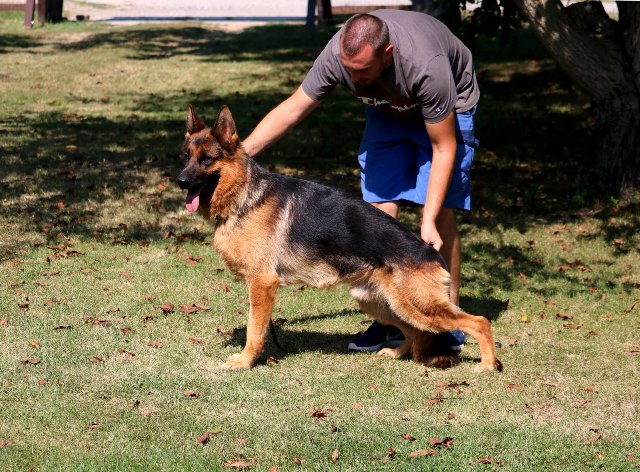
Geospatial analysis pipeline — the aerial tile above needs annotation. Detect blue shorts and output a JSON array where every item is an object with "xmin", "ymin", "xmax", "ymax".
[{"xmin": 358, "ymin": 106, "xmax": 479, "ymax": 210}]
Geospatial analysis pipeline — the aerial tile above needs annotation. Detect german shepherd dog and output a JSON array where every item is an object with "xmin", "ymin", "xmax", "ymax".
[{"xmin": 177, "ymin": 105, "xmax": 502, "ymax": 373}]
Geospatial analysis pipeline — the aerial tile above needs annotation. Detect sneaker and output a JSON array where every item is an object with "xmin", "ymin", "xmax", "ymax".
[
  {"xmin": 347, "ymin": 322, "xmax": 404, "ymax": 352},
  {"xmin": 440, "ymin": 330, "xmax": 466, "ymax": 351}
]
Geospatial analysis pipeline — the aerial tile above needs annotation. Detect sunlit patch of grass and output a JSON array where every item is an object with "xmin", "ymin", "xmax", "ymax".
[{"xmin": 1, "ymin": 15, "xmax": 638, "ymax": 471}]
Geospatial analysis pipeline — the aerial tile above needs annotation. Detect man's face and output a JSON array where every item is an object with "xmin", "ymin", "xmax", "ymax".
[{"xmin": 339, "ymin": 42, "xmax": 393, "ymax": 86}]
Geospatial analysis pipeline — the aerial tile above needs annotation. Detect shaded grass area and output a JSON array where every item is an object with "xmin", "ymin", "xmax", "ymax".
[{"xmin": 1, "ymin": 13, "xmax": 639, "ymax": 471}]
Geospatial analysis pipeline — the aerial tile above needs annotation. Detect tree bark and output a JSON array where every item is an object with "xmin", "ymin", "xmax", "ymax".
[{"xmin": 513, "ymin": 0, "xmax": 640, "ymax": 193}]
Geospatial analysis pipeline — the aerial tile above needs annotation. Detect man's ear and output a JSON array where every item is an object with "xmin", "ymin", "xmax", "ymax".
[
  {"xmin": 186, "ymin": 104, "xmax": 206, "ymax": 135},
  {"xmin": 213, "ymin": 105, "xmax": 239, "ymax": 152}
]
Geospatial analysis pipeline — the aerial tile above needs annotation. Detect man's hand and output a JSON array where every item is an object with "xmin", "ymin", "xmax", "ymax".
[{"xmin": 421, "ymin": 219, "xmax": 443, "ymax": 251}]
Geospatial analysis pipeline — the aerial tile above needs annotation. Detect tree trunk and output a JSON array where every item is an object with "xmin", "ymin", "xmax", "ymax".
[{"xmin": 513, "ymin": 0, "xmax": 640, "ymax": 193}]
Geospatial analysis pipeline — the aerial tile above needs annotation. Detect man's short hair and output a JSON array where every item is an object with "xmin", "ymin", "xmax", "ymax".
[{"xmin": 340, "ymin": 14, "xmax": 390, "ymax": 58}]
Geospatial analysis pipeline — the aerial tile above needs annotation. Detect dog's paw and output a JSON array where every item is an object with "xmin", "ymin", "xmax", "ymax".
[
  {"xmin": 377, "ymin": 346, "xmax": 409, "ymax": 359},
  {"xmin": 220, "ymin": 353, "xmax": 253, "ymax": 371},
  {"xmin": 473, "ymin": 359, "xmax": 503, "ymax": 373}
]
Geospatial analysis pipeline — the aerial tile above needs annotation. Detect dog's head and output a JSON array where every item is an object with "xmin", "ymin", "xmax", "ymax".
[{"xmin": 177, "ymin": 105, "xmax": 240, "ymax": 213}]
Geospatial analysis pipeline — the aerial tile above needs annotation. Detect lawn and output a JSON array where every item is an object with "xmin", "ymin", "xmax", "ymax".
[{"xmin": 0, "ymin": 12, "xmax": 639, "ymax": 471}]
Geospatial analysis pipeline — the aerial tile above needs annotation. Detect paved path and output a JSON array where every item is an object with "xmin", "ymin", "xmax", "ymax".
[{"xmin": 63, "ymin": 0, "xmax": 410, "ymax": 25}]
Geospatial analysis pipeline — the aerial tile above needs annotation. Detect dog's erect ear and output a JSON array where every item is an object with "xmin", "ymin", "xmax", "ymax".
[
  {"xmin": 213, "ymin": 105, "xmax": 239, "ymax": 152},
  {"xmin": 186, "ymin": 104, "xmax": 206, "ymax": 135}
]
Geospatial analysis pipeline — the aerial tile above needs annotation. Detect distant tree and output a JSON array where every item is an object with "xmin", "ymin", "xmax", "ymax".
[{"xmin": 511, "ymin": 0, "xmax": 639, "ymax": 194}]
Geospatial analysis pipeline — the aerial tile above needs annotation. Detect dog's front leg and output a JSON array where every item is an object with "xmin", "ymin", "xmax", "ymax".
[{"xmin": 222, "ymin": 274, "xmax": 279, "ymax": 370}]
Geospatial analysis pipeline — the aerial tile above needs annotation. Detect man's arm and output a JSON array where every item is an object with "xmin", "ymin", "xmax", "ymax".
[
  {"xmin": 242, "ymin": 86, "xmax": 321, "ymax": 158},
  {"xmin": 421, "ymin": 112, "xmax": 458, "ymax": 251}
]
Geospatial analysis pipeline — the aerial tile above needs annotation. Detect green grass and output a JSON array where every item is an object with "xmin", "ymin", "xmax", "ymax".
[{"xmin": 1, "ymin": 12, "xmax": 639, "ymax": 471}]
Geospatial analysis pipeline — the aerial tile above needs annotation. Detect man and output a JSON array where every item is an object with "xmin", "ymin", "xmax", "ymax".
[{"xmin": 242, "ymin": 10, "xmax": 478, "ymax": 358}]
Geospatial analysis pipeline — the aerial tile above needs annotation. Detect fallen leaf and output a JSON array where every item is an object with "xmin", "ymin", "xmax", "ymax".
[
  {"xmin": 311, "ymin": 407, "xmax": 331, "ymax": 420},
  {"xmin": 53, "ymin": 324, "xmax": 72, "ymax": 330},
  {"xmin": 21, "ymin": 359, "xmax": 40, "ymax": 365},
  {"xmin": 425, "ymin": 395, "xmax": 444, "ymax": 408},
  {"xmin": 183, "ymin": 390, "xmax": 200, "ymax": 398},
  {"xmin": 380, "ymin": 448, "xmax": 396, "ymax": 462},
  {"xmin": 0, "ymin": 441, "xmax": 13, "ymax": 447},
  {"xmin": 401, "ymin": 433, "xmax": 417, "ymax": 441},
  {"xmin": 588, "ymin": 433, "xmax": 602, "ymax": 443},
  {"xmin": 447, "ymin": 412, "xmax": 456, "ymax": 420},
  {"xmin": 116, "ymin": 348, "xmax": 135, "ymax": 358},
  {"xmin": 0, "ymin": 320, "xmax": 8, "ymax": 326},
  {"xmin": 181, "ymin": 304, "xmax": 208, "ymax": 315},
  {"xmin": 196, "ymin": 431, "xmax": 218, "ymax": 445},
  {"xmin": 625, "ymin": 302, "xmax": 637, "ymax": 313},
  {"xmin": 563, "ymin": 323, "xmax": 584, "ymax": 329},
  {"xmin": 266, "ymin": 356, "xmax": 279, "ymax": 366},
  {"xmin": 584, "ymin": 386, "xmax": 599, "ymax": 394},
  {"xmin": 189, "ymin": 336, "xmax": 205, "ymax": 345},
  {"xmin": 220, "ymin": 282, "xmax": 231, "ymax": 292},
  {"xmin": 86, "ymin": 422, "xmax": 100, "ymax": 429},
  {"xmin": 331, "ymin": 449, "xmax": 339, "ymax": 461},
  {"xmin": 148, "ymin": 341, "xmax": 163, "ymax": 348},
  {"xmin": 595, "ymin": 452, "xmax": 605, "ymax": 460},
  {"xmin": 141, "ymin": 408, "xmax": 158, "ymax": 417},
  {"xmin": 409, "ymin": 449, "xmax": 437, "ymax": 458},
  {"xmin": 428, "ymin": 437, "xmax": 454, "ymax": 449},
  {"xmin": 473, "ymin": 457, "xmax": 504, "ymax": 465},
  {"xmin": 505, "ymin": 383, "xmax": 523, "ymax": 390},
  {"xmin": 121, "ymin": 327, "xmax": 133, "ymax": 334},
  {"xmin": 223, "ymin": 457, "xmax": 256, "ymax": 469},
  {"xmin": 556, "ymin": 313, "xmax": 573, "ymax": 320},
  {"xmin": 161, "ymin": 303, "xmax": 175, "ymax": 313},
  {"xmin": 90, "ymin": 356, "xmax": 103, "ymax": 364}
]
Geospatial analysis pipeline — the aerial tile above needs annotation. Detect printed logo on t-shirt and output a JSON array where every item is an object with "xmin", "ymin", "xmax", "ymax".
[{"xmin": 358, "ymin": 96, "xmax": 420, "ymax": 113}]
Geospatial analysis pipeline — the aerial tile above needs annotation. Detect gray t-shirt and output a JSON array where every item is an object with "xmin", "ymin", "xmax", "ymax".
[{"xmin": 301, "ymin": 9, "xmax": 479, "ymax": 123}]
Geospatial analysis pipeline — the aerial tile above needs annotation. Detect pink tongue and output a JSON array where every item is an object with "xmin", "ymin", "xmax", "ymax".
[{"xmin": 185, "ymin": 191, "xmax": 200, "ymax": 212}]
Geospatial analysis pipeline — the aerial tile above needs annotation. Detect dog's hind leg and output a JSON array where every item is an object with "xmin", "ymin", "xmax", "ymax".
[
  {"xmin": 372, "ymin": 271, "xmax": 502, "ymax": 372},
  {"xmin": 222, "ymin": 274, "xmax": 279, "ymax": 370}
]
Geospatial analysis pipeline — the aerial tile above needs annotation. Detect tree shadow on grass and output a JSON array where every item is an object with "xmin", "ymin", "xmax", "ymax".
[{"xmin": 2, "ymin": 22, "xmax": 636, "ymax": 295}]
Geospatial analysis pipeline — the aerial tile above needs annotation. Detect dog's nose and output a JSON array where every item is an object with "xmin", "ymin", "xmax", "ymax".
[{"xmin": 177, "ymin": 173, "xmax": 191, "ymax": 190}]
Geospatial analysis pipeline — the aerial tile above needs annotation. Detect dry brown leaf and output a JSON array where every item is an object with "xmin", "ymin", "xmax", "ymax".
[
  {"xmin": 473, "ymin": 457, "xmax": 504, "ymax": 465},
  {"xmin": 380, "ymin": 448, "xmax": 396, "ymax": 462},
  {"xmin": 223, "ymin": 457, "xmax": 256, "ymax": 469},
  {"xmin": 148, "ymin": 341, "xmax": 163, "ymax": 348},
  {"xmin": 117, "ymin": 348, "xmax": 135, "ymax": 359},
  {"xmin": 408, "ymin": 449, "xmax": 437, "ymax": 458},
  {"xmin": 90, "ymin": 356, "xmax": 103, "ymax": 364},
  {"xmin": 331, "ymin": 449, "xmax": 340, "ymax": 461},
  {"xmin": 196, "ymin": 431, "xmax": 212, "ymax": 445},
  {"xmin": 428, "ymin": 437, "xmax": 454, "ymax": 449},
  {"xmin": 588, "ymin": 433, "xmax": 602, "ymax": 443},
  {"xmin": 141, "ymin": 408, "xmax": 158, "ymax": 417},
  {"xmin": 266, "ymin": 356, "xmax": 279, "ymax": 366},
  {"xmin": 563, "ymin": 323, "xmax": 584, "ymax": 329},
  {"xmin": 184, "ymin": 390, "xmax": 200, "ymax": 398},
  {"xmin": 401, "ymin": 433, "xmax": 416, "ymax": 441},
  {"xmin": 161, "ymin": 303, "xmax": 175, "ymax": 313},
  {"xmin": 311, "ymin": 407, "xmax": 331, "ymax": 420},
  {"xmin": 21, "ymin": 359, "xmax": 40, "ymax": 365}
]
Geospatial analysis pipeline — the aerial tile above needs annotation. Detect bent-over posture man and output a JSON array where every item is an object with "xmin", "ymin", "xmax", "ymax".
[{"xmin": 242, "ymin": 9, "xmax": 479, "ymax": 359}]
